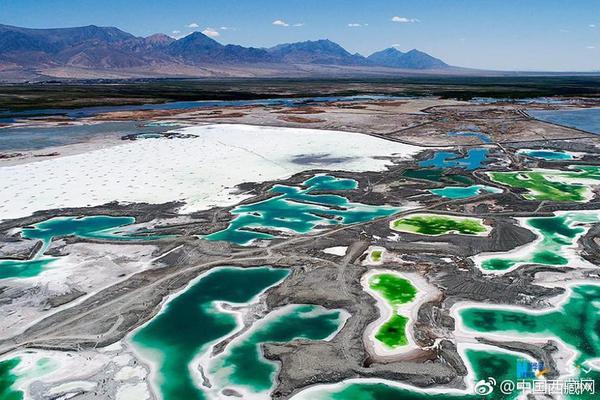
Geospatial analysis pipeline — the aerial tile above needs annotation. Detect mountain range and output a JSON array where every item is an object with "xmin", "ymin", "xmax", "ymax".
[{"xmin": 0, "ymin": 24, "xmax": 461, "ymax": 80}]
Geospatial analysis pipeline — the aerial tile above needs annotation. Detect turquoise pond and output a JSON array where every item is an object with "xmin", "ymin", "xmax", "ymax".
[
  {"xmin": 447, "ymin": 131, "xmax": 492, "ymax": 144},
  {"xmin": 429, "ymin": 184, "xmax": 502, "ymax": 199},
  {"xmin": 418, "ymin": 149, "xmax": 489, "ymax": 170},
  {"xmin": 205, "ymin": 175, "xmax": 399, "ymax": 245},
  {"xmin": 0, "ymin": 215, "xmax": 160, "ymax": 280},
  {"xmin": 517, "ymin": 149, "xmax": 574, "ymax": 160},
  {"xmin": 131, "ymin": 266, "xmax": 345, "ymax": 400}
]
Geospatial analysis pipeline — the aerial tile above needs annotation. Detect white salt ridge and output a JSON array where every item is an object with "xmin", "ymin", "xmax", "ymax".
[
  {"xmin": 322, "ymin": 246, "xmax": 348, "ymax": 256},
  {"xmin": 0, "ymin": 124, "xmax": 423, "ymax": 221}
]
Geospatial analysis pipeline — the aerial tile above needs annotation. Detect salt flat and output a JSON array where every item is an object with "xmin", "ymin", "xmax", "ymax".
[{"xmin": 0, "ymin": 124, "xmax": 423, "ymax": 221}]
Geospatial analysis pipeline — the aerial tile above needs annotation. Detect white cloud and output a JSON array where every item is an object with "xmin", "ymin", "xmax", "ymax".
[
  {"xmin": 348, "ymin": 23, "xmax": 362, "ymax": 27},
  {"xmin": 586, "ymin": 45, "xmax": 596, "ymax": 49},
  {"xmin": 220, "ymin": 26, "xmax": 236, "ymax": 31},
  {"xmin": 392, "ymin": 44, "xmax": 402, "ymax": 48},
  {"xmin": 202, "ymin": 27, "xmax": 220, "ymax": 37},
  {"xmin": 560, "ymin": 28, "xmax": 570, "ymax": 33},
  {"xmin": 590, "ymin": 24, "xmax": 597, "ymax": 28},
  {"xmin": 391, "ymin": 16, "xmax": 419, "ymax": 23},
  {"xmin": 273, "ymin": 20, "xmax": 303, "ymax": 27},
  {"xmin": 186, "ymin": 22, "xmax": 199, "ymax": 28}
]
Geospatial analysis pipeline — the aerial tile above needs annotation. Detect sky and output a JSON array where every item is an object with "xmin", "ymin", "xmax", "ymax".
[{"xmin": 1, "ymin": 0, "xmax": 599, "ymax": 71}]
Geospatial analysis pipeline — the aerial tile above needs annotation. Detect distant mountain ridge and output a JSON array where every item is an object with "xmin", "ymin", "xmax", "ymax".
[
  {"xmin": 0, "ymin": 23, "xmax": 460, "ymax": 80},
  {"xmin": 367, "ymin": 47, "xmax": 448, "ymax": 69}
]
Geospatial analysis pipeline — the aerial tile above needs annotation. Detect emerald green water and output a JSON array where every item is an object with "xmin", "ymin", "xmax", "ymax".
[
  {"xmin": 131, "ymin": 266, "xmax": 289, "ymax": 400},
  {"xmin": 460, "ymin": 284, "xmax": 600, "ymax": 368},
  {"xmin": 0, "ymin": 258, "xmax": 56, "ymax": 280},
  {"xmin": 430, "ymin": 185, "xmax": 502, "ymax": 199},
  {"xmin": 292, "ymin": 347, "xmax": 525, "ymax": 400},
  {"xmin": 0, "ymin": 358, "xmax": 22, "ymax": 400},
  {"xmin": 208, "ymin": 304, "xmax": 345, "ymax": 395},
  {"xmin": 391, "ymin": 214, "xmax": 487, "ymax": 236},
  {"xmin": 369, "ymin": 273, "xmax": 417, "ymax": 306},
  {"xmin": 0, "ymin": 215, "xmax": 160, "ymax": 280},
  {"xmin": 206, "ymin": 175, "xmax": 399, "ymax": 245},
  {"xmin": 489, "ymin": 165, "xmax": 600, "ymax": 202},
  {"xmin": 368, "ymin": 273, "xmax": 417, "ymax": 348},
  {"xmin": 480, "ymin": 212, "xmax": 600, "ymax": 271},
  {"xmin": 402, "ymin": 169, "xmax": 473, "ymax": 185}
]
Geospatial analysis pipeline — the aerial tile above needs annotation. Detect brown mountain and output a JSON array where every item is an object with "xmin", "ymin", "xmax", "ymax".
[{"xmin": 0, "ymin": 24, "xmax": 461, "ymax": 80}]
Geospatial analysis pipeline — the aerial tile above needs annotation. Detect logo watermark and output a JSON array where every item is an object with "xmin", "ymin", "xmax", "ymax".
[{"xmin": 472, "ymin": 359, "xmax": 596, "ymax": 397}]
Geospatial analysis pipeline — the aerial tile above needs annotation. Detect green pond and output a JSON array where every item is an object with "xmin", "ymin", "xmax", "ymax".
[
  {"xmin": 206, "ymin": 175, "xmax": 399, "ymax": 245},
  {"xmin": 479, "ymin": 212, "xmax": 600, "ymax": 271},
  {"xmin": 292, "ymin": 347, "xmax": 527, "ymax": 400},
  {"xmin": 391, "ymin": 214, "xmax": 487, "ymax": 236},
  {"xmin": 370, "ymin": 249, "xmax": 383, "ymax": 262},
  {"xmin": 460, "ymin": 284, "xmax": 600, "ymax": 369},
  {"xmin": 0, "ymin": 215, "xmax": 157, "ymax": 280},
  {"xmin": 489, "ymin": 166, "xmax": 600, "ymax": 202},
  {"xmin": 207, "ymin": 304, "xmax": 345, "ymax": 396},
  {"xmin": 429, "ymin": 184, "xmax": 502, "ymax": 199},
  {"xmin": 0, "ymin": 258, "xmax": 57, "ymax": 280},
  {"xmin": 368, "ymin": 273, "xmax": 417, "ymax": 349},
  {"xmin": 402, "ymin": 169, "xmax": 473, "ymax": 185},
  {"xmin": 0, "ymin": 358, "xmax": 22, "ymax": 400},
  {"xmin": 131, "ymin": 266, "xmax": 290, "ymax": 400},
  {"xmin": 0, "ymin": 356, "xmax": 55, "ymax": 400}
]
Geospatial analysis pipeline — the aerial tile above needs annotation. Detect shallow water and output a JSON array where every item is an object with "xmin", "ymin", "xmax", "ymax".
[
  {"xmin": 479, "ymin": 212, "xmax": 600, "ymax": 271},
  {"xmin": 206, "ymin": 175, "xmax": 399, "ymax": 245},
  {"xmin": 131, "ymin": 266, "xmax": 289, "ymax": 400},
  {"xmin": 21, "ymin": 215, "xmax": 141, "ymax": 251},
  {"xmin": 0, "ymin": 258, "xmax": 57, "ymax": 280},
  {"xmin": 0, "ymin": 121, "xmax": 175, "ymax": 152},
  {"xmin": 517, "ymin": 149, "xmax": 574, "ymax": 161},
  {"xmin": 391, "ymin": 214, "xmax": 487, "ymax": 236},
  {"xmin": 208, "ymin": 304, "xmax": 345, "ymax": 396},
  {"xmin": 0, "ymin": 215, "xmax": 156, "ymax": 280},
  {"xmin": 429, "ymin": 184, "xmax": 502, "ymax": 199},
  {"xmin": 419, "ymin": 149, "xmax": 489, "ymax": 170},
  {"xmin": 528, "ymin": 108, "xmax": 600, "ymax": 135},
  {"xmin": 460, "ymin": 284, "xmax": 600, "ymax": 368}
]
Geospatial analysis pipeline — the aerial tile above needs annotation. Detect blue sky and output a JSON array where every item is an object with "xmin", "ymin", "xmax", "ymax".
[{"xmin": 1, "ymin": 0, "xmax": 599, "ymax": 71}]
